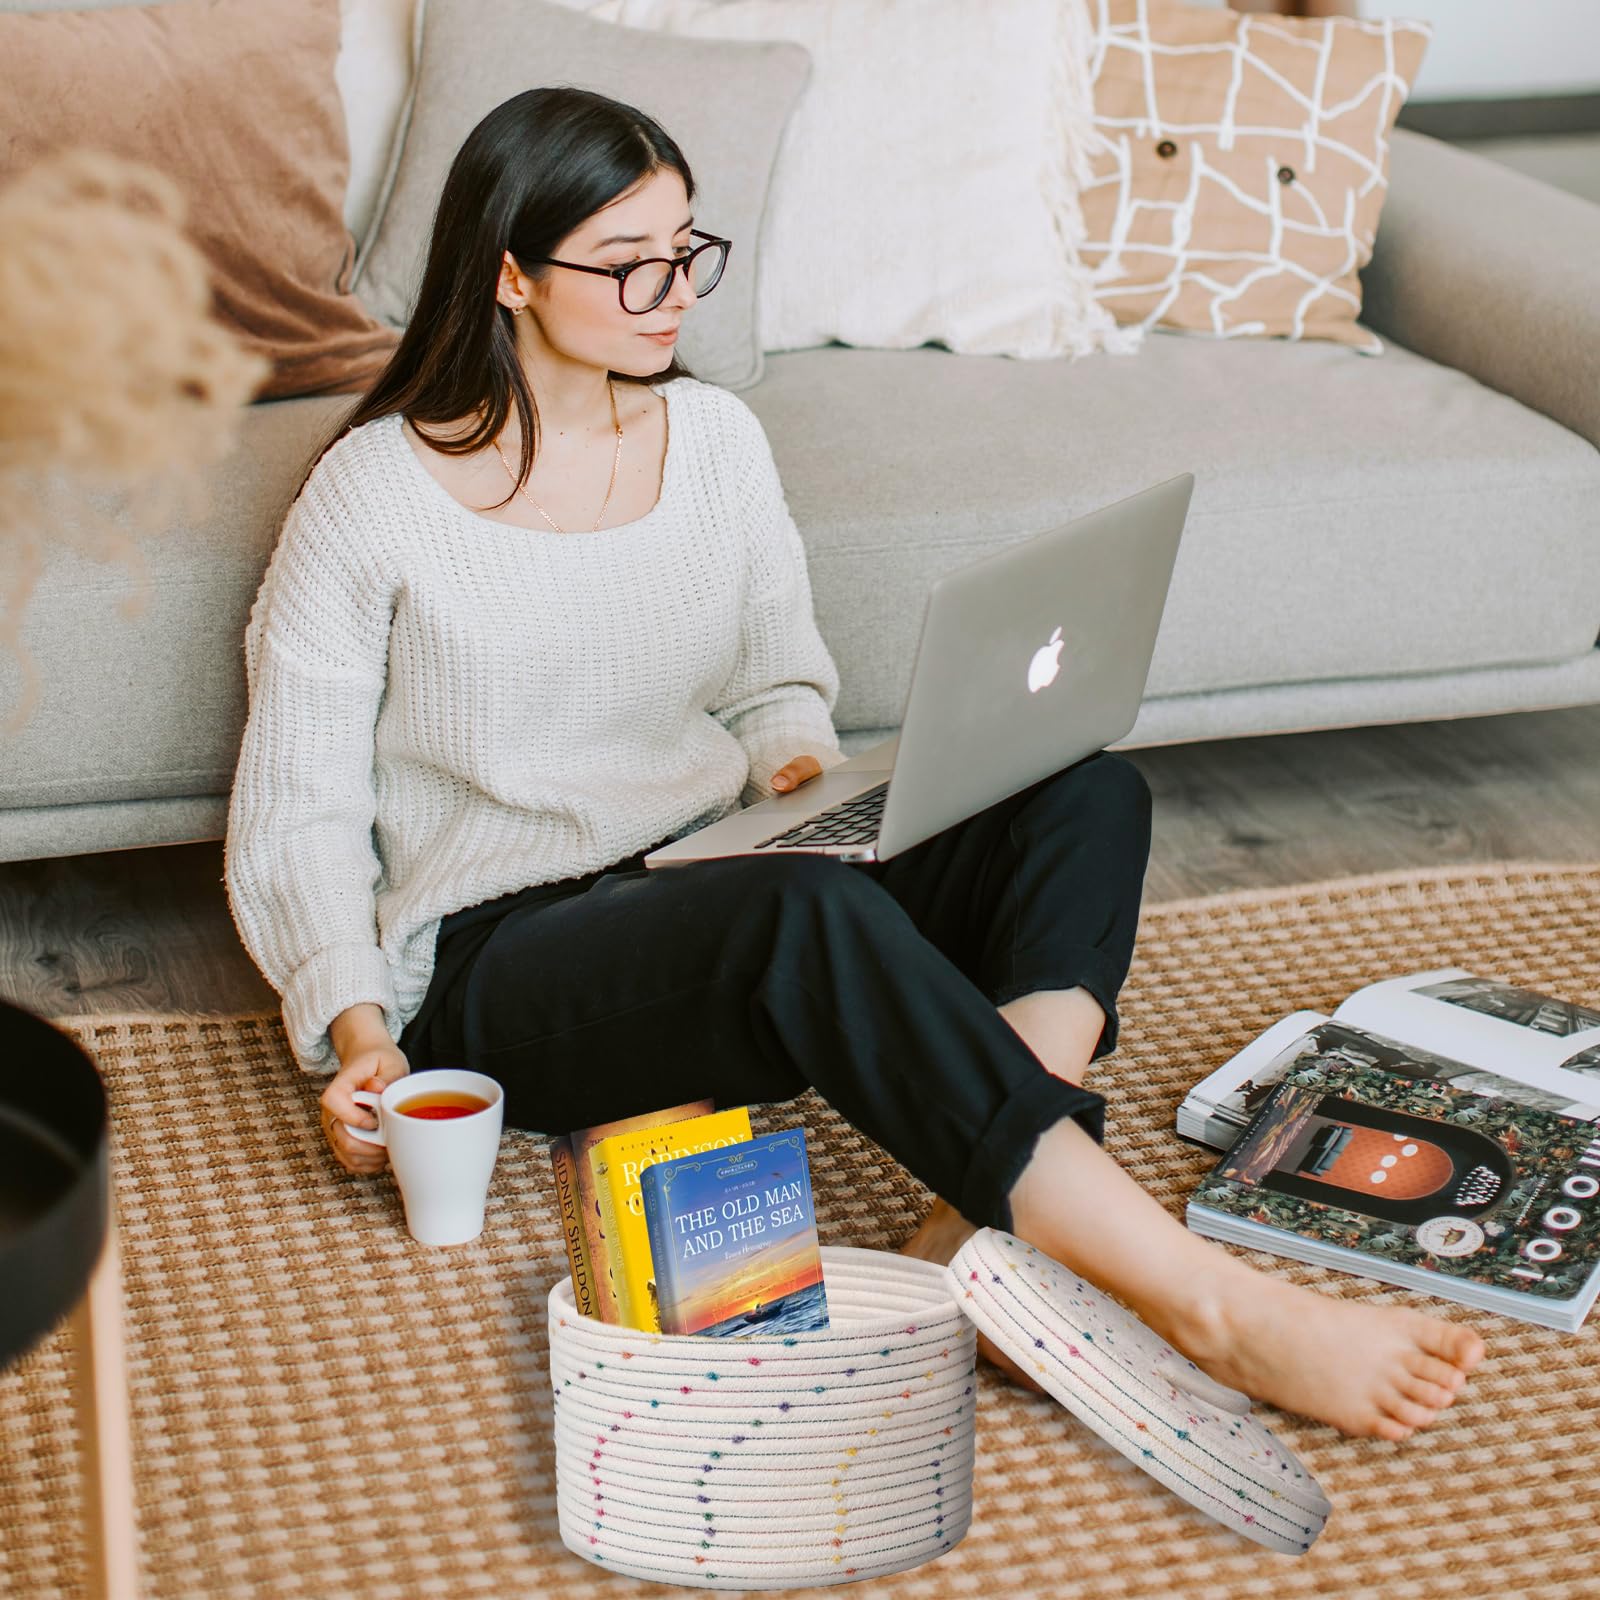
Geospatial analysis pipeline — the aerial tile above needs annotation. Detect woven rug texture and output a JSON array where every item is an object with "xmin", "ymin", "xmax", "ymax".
[{"xmin": 4, "ymin": 862, "xmax": 1599, "ymax": 1598}]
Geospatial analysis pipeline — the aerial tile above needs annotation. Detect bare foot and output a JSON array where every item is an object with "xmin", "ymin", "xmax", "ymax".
[
  {"xmin": 1159, "ymin": 1260, "xmax": 1486, "ymax": 1440},
  {"xmin": 898, "ymin": 1199, "xmax": 1047, "ymax": 1396}
]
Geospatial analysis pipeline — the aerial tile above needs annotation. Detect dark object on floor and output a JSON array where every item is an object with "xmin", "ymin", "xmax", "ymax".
[{"xmin": 0, "ymin": 1001, "xmax": 108, "ymax": 1369}]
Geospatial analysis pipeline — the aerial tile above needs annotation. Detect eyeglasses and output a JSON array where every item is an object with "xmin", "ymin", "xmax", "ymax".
[{"xmin": 519, "ymin": 229, "xmax": 731, "ymax": 315}]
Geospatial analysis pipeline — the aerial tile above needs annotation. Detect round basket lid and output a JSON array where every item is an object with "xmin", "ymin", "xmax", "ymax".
[{"xmin": 946, "ymin": 1228, "xmax": 1330, "ymax": 1553}]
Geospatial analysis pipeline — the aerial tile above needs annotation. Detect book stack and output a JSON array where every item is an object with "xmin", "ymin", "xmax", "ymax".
[
  {"xmin": 1180, "ymin": 966, "xmax": 1600, "ymax": 1330},
  {"xmin": 549, "ymin": 1102, "xmax": 829, "ymax": 1336}
]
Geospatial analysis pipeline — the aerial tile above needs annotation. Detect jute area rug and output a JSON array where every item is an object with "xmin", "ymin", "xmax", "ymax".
[{"xmin": 5, "ymin": 862, "xmax": 1599, "ymax": 1600}]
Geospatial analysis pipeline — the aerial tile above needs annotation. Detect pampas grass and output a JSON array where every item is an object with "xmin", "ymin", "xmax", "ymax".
[{"xmin": 0, "ymin": 149, "xmax": 267, "ymax": 733}]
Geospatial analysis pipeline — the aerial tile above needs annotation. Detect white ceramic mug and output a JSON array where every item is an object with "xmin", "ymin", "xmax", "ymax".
[{"xmin": 344, "ymin": 1070, "xmax": 505, "ymax": 1246}]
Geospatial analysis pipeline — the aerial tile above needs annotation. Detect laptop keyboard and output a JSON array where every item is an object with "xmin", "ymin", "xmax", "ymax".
[{"xmin": 754, "ymin": 782, "xmax": 889, "ymax": 851}]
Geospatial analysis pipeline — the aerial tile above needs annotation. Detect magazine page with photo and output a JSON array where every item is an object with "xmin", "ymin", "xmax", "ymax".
[
  {"xmin": 1179, "ymin": 968, "xmax": 1600, "ymax": 1150},
  {"xmin": 1334, "ymin": 968, "xmax": 1600, "ymax": 1079}
]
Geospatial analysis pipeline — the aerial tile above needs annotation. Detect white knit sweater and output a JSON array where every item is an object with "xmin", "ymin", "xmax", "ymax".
[{"xmin": 225, "ymin": 377, "xmax": 844, "ymax": 1074}]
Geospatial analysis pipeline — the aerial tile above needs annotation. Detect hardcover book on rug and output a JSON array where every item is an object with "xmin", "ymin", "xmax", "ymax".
[
  {"xmin": 1187, "ymin": 1055, "xmax": 1600, "ymax": 1331},
  {"xmin": 640, "ymin": 1125, "xmax": 829, "ymax": 1337}
]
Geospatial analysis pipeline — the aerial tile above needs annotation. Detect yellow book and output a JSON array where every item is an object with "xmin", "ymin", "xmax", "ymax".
[{"xmin": 590, "ymin": 1107, "xmax": 753, "ymax": 1332}]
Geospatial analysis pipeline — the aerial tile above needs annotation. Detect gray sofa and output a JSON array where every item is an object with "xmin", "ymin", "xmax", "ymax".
[{"xmin": 3, "ymin": 130, "xmax": 1598, "ymax": 864}]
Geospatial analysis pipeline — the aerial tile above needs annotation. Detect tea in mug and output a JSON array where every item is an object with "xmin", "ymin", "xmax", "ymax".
[{"xmin": 397, "ymin": 1090, "xmax": 491, "ymax": 1121}]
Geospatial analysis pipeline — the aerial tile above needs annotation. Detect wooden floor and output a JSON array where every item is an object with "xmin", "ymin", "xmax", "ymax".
[{"xmin": 3, "ymin": 703, "xmax": 1599, "ymax": 1022}]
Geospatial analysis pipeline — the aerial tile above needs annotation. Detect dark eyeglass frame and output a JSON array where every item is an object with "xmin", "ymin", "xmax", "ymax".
[{"xmin": 519, "ymin": 229, "xmax": 732, "ymax": 315}]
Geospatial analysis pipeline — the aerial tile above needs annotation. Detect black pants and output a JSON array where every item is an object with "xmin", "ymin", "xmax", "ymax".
[{"xmin": 399, "ymin": 751, "xmax": 1152, "ymax": 1233}]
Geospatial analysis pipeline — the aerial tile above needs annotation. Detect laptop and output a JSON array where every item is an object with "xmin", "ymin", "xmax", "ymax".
[{"xmin": 644, "ymin": 473, "xmax": 1194, "ymax": 869}]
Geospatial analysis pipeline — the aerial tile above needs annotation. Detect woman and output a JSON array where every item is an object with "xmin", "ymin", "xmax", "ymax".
[{"xmin": 226, "ymin": 87, "xmax": 1483, "ymax": 1439}]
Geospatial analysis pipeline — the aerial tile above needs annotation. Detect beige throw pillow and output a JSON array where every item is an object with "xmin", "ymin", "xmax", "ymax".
[
  {"xmin": 0, "ymin": 0, "xmax": 399, "ymax": 400},
  {"xmin": 1079, "ymin": 0, "xmax": 1431, "ymax": 351}
]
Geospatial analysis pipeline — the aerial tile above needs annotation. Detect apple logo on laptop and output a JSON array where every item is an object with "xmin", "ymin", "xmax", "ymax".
[{"xmin": 1028, "ymin": 626, "xmax": 1065, "ymax": 693}]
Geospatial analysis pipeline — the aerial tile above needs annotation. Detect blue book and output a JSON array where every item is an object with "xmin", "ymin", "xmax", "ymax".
[{"xmin": 639, "ymin": 1126, "xmax": 829, "ymax": 1337}]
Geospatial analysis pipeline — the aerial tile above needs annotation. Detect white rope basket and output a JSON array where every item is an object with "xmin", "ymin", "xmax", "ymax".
[{"xmin": 549, "ymin": 1245, "xmax": 977, "ymax": 1588}]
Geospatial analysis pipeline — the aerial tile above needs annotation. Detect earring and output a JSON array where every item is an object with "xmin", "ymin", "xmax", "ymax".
[{"xmin": 512, "ymin": 305, "xmax": 525, "ymax": 317}]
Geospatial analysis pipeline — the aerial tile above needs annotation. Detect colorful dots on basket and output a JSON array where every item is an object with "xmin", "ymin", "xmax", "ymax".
[
  {"xmin": 705, "ymin": 1371, "xmax": 720, "ymax": 1381},
  {"xmin": 844, "ymin": 1367, "xmax": 856, "ymax": 1376},
  {"xmin": 748, "ymin": 1356, "xmax": 762, "ymax": 1365},
  {"xmin": 680, "ymin": 1385, "xmax": 692, "ymax": 1394}
]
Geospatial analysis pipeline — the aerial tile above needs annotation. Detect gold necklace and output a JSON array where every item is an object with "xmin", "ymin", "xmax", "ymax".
[{"xmin": 492, "ymin": 378, "xmax": 623, "ymax": 533}]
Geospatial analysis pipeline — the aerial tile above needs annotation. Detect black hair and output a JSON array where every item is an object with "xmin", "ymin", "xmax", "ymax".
[{"xmin": 308, "ymin": 86, "xmax": 696, "ymax": 502}]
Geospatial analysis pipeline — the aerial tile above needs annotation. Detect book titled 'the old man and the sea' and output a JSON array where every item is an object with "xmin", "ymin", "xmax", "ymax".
[{"xmin": 549, "ymin": 1102, "xmax": 828, "ymax": 1337}]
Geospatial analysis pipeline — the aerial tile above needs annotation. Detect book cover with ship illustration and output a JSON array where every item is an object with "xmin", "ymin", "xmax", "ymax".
[
  {"xmin": 640, "ymin": 1125, "xmax": 829, "ymax": 1337},
  {"xmin": 1188, "ymin": 1056, "xmax": 1600, "ymax": 1330},
  {"xmin": 549, "ymin": 1097, "xmax": 713, "ymax": 1322},
  {"xmin": 590, "ymin": 1106, "xmax": 753, "ymax": 1332}
]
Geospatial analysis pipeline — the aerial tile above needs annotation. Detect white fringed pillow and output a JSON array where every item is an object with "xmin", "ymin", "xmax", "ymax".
[{"xmin": 605, "ymin": 0, "xmax": 1132, "ymax": 361}]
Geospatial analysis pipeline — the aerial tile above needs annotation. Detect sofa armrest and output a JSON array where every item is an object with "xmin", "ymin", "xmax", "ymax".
[{"xmin": 1362, "ymin": 128, "xmax": 1600, "ymax": 453}]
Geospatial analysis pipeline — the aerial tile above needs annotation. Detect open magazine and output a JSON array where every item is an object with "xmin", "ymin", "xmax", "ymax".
[
  {"xmin": 1179, "ymin": 967, "xmax": 1600, "ymax": 1151},
  {"xmin": 1180, "ymin": 967, "xmax": 1600, "ymax": 1331}
]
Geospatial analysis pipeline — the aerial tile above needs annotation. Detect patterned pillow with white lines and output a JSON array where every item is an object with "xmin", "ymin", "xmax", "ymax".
[{"xmin": 1079, "ymin": 0, "xmax": 1430, "ymax": 352}]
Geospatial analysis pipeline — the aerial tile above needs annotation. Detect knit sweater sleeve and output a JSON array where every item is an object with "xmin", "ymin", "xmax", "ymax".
[
  {"xmin": 709, "ymin": 400, "xmax": 845, "ymax": 801},
  {"xmin": 224, "ymin": 447, "xmax": 400, "ymax": 1075}
]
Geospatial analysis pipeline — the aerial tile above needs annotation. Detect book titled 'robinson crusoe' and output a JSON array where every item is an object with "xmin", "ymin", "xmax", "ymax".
[
  {"xmin": 1188, "ymin": 1055, "xmax": 1600, "ymax": 1331},
  {"xmin": 639, "ymin": 1126, "xmax": 830, "ymax": 1337}
]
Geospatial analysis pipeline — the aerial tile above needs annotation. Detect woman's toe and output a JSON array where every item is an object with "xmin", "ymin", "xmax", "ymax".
[
  {"xmin": 1400, "ymin": 1373, "xmax": 1456, "ymax": 1411},
  {"xmin": 1381, "ymin": 1394, "xmax": 1441, "ymax": 1431},
  {"xmin": 1371, "ymin": 1415, "xmax": 1415, "ymax": 1443},
  {"xmin": 1407, "ymin": 1351, "xmax": 1466, "ymax": 1393},
  {"xmin": 1424, "ymin": 1320, "xmax": 1486, "ymax": 1373}
]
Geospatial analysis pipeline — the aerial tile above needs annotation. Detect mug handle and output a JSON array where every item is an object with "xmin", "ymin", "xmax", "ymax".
[{"xmin": 343, "ymin": 1088, "xmax": 387, "ymax": 1148}]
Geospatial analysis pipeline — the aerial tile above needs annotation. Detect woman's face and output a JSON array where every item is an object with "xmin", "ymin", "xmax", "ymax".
[{"xmin": 515, "ymin": 167, "xmax": 700, "ymax": 377}]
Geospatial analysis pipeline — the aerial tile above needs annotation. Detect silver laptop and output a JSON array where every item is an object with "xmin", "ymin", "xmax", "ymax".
[{"xmin": 645, "ymin": 473, "xmax": 1194, "ymax": 869}]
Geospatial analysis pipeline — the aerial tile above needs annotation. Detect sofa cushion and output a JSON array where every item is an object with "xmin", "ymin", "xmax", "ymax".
[
  {"xmin": 355, "ymin": 0, "xmax": 811, "ymax": 393},
  {"xmin": 0, "ymin": 397, "xmax": 349, "ymax": 810},
  {"xmin": 606, "ymin": 0, "xmax": 1123, "ymax": 362},
  {"xmin": 0, "ymin": 0, "xmax": 398, "ymax": 400},
  {"xmin": 741, "ymin": 336, "xmax": 1600, "ymax": 731},
  {"xmin": 7, "ymin": 338, "xmax": 1599, "ymax": 812}
]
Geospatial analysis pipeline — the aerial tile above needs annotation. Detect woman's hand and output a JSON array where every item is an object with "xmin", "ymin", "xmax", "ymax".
[
  {"xmin": 770, "ymin": 754, "xmax": 825, "ymax": 793},
  {"xmin": 320, "ymin": 1003, "xmax": 409, "ymax": 1175}
]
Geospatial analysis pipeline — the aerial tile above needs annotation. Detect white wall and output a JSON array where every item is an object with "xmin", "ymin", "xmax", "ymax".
[
  {"xmin": 1188, "ymin": 0, "xmax": 1600, "ymax": 101},
  {"xmin": 1363, "ymin": 0, "xmax": 1600, "ymax": 100}
]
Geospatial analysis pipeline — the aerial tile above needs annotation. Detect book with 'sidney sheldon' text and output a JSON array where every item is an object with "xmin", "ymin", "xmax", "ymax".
[
  {"xmin": 590, "ymin": 1106, "xmax": 753, "ymax": 1332},
  {"xmin": 640, "ymin": 1126, "xmax": 829, "ymax": 1337}
]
